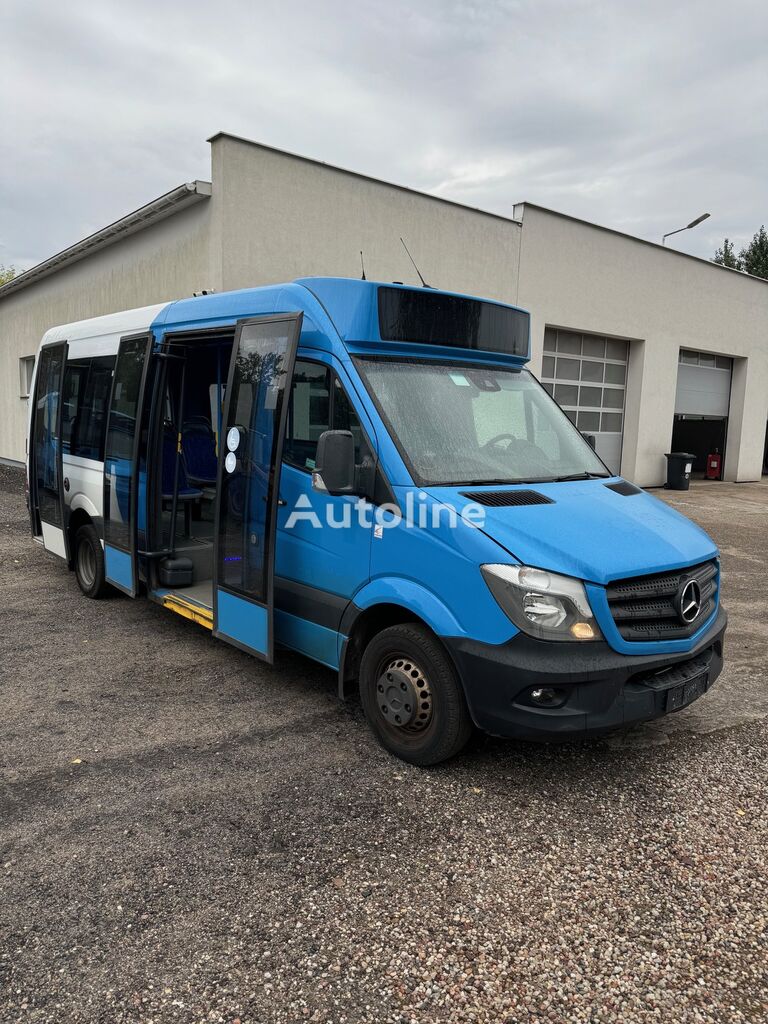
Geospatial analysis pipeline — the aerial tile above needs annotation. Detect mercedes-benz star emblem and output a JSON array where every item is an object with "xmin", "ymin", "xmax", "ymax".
[{"xmin": 676, "ymin": 578, "xmax": 702, "ymax": 624}]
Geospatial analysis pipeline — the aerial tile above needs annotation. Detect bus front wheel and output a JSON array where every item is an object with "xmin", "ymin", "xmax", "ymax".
[
  {"xmin": 359, "ymin": 623, "xmax": 473, "ymax": 766},
  {"xmin": 74, "ymin": 523, "xmax": 110, "ymax": 599}
]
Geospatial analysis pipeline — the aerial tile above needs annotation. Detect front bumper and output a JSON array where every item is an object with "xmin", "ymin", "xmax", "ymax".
[{"xmin": 446, "ymin": 606, "xmax": 727, "ymax": 740}]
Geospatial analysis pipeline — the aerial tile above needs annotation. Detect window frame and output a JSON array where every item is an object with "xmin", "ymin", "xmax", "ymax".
[
  {"xmin": 61, "ymin": 355, "xmax": 116, "ymax": 462},
  {"xmin": 283, "ymin": 357, "xmax": 374, "ymax": 475},
  {"xmin": 541, "ymin": 327, "xmax": 628, "ymax": 438},
  {"xmin": 353, "ymin": 354, "xmax": 610, "ymax": 487},
  {"xmin": 19, "ymin": 355, "xmax": 35, "ymax": 399}
]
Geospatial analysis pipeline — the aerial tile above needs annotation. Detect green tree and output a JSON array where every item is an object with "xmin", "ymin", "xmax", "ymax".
[
  {"xmin": 0, "ymin": 264, "xmax": 16, "ymax": 286},
  {"xmin": 739, "ymin": 225, "xmax": 768, "ymax": 281},
  {"xmin": 712, "ymin": 238, "xmax": 741, "ymax": 270}
]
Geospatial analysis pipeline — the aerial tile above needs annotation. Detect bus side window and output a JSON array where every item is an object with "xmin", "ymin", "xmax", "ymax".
[
  {"xmin": 332, "ymin": 376, "xmax": 372, "ymax": 466},
  {"xmin": 61, "ymin": 357, "xmax": 116, "ymax": 461},
  {"xmin": 284, "ymin": 361, "xmax": 331, "ymax": 471},
  {"xmin": 61, "ymin": 364, "xmax": 88, "ymax": 454},
  {"xmin": 284, "ymin": 360, "xmax": 385, "ymax": 500}
]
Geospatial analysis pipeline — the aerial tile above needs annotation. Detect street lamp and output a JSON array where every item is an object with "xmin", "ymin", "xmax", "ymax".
[{"xmin": 662, "ymin": 212, "xmax": 711, "ymax": 245}]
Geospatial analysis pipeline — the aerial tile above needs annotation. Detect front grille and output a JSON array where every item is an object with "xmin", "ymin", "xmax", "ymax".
[{"xmin": 606, "ymin": 560, "xmax": 718, "ymax": 641}]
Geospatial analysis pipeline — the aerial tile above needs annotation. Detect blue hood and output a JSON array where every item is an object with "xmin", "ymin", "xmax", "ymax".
[{"xmin": 426, "ymin": 479, "xmax": 718, "ymax": 585}]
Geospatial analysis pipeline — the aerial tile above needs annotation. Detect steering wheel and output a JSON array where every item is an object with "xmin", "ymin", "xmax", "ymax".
[
  {"xmin": 483, "ymin": 432, "xmax": 553, "ymax": 469},
  {"xmin": 483, "ymin": 433, "xmax": 519, "ymax": 449}
]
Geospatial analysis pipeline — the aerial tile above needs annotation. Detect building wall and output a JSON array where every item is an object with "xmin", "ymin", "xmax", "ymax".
[
  {"xmin": 0, "ymin": 202, "xmax": 211, "ymax": 463},
  {"xmin": 514, "ymin": 204, "xmax": 768, "ymax": 486},
  {"xmin": 3, "ymin": 135, "xmax": 766, "ymax": 488},
  {"xmin": 210, "ymin": 135, "xmax": 522, "ymax": 303}
]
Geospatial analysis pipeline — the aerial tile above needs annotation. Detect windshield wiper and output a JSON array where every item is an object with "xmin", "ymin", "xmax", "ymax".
[
  {"xmin": 459, "ymin": 477, "xmax": 558, "ymax": 486},
  {"xmin": 552, "ymin": 472, "xmax": 611, "ymax": 482}
]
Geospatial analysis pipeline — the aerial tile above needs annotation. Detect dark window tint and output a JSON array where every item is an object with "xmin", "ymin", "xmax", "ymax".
[
  {"xmin": 61, "ymin": 364, "xmax": 87, "ymax": 454},
  {"xmin": 378, "ymin": 287, "xmax": 529, "ymax": 356},
  {"xmin": 104, "ymin": 337, "xmax": 150, "ymax": 552},
  {"xmin": 33, "ymin": 344, "xmax": 66, "ymax": 527},
  {"xmin": 61, "ymin": 357, "xmax": 115, "ymax": 460}
]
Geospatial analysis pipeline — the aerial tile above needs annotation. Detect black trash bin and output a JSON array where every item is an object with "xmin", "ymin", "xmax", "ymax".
[{"xmin": 664, "ymin": 452, "xmax": 696, "ymax": 490}]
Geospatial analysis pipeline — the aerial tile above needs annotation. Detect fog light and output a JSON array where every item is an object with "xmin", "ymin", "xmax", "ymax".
[
  {"xmin": 570, "ymin": 622, "xmax": 596, "ymax": 640},
  {"xmin": 530, "ymin": 686, "xmax": 564, "ymax": 707}
]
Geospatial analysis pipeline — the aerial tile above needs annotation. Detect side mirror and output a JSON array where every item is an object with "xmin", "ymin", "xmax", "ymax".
[
  {"xmin": 581, "ymin": 432, "xmax": 596, "ymax": 450},
  {"xmin": 312, "ymin": 430, "xmax": 356, "ymax": 496}
]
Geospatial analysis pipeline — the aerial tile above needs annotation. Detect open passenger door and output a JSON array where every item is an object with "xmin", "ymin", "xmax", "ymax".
[
  {"xmin": 29, "ymin": 341, "xmax": 69, "ymax": 558},
  {"xmin": 102, "ymin": 333, "xmax": 153, "ymax": 596},
  {"xmin": 213, "ymin": 313, "xmax": 303, "ymax": 662}
]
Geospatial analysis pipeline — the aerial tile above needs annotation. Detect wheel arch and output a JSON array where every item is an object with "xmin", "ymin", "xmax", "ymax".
[
  {"xmin": 338, "ymin": 600, "xmax": 468, "ymax": 703},
  {"xmin": 66, "ymin": 506, "xmax": 95, "ymax": 569}
]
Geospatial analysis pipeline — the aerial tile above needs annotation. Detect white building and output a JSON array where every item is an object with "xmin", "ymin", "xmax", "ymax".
[{"xmin": 2, "ymin": 131, "xmax": 767, "ymax": 485}]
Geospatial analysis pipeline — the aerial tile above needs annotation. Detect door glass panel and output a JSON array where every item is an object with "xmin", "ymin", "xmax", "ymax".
[
  {"xmin": 602, "ymin": 387, "xmax": 625, "ymax": 409},
  {"xmin": 104, "ymin": 337, "xmax": 149, "ymax": 552},
  {"xmin": 582, "ymin": 336, "xmax": 605, "ymax": 359},
  {"xmin": 217, "ymin": 320, "xmax": 295, "ymax": 603},
  {"xmin": 33, "ymin": 345, "xmax": 65, "ymax": 526},
  {"xmin": 604, "ymin": 361, "xmax": 626, "ymax": 384},
  {"xmin": 580, "ymin": 360, "xmax": 604, "ymax": 383},
  {"xmin": 555, "ymin": 357, "xmax": 580, "ymax": 380},
  {"xmin": 557, "ymin": 333, "xmax": 581, "ymax": 355}
]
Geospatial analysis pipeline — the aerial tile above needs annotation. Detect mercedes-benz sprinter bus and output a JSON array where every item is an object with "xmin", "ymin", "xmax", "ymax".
[{"xmin": 26, "ymin": 278, "xmax": 726, "ymax": 764}]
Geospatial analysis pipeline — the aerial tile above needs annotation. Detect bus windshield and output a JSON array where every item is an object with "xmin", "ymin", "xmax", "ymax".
[{"xmin": 357, "ymin": 359, "xmax": 610, "ymax": 486}]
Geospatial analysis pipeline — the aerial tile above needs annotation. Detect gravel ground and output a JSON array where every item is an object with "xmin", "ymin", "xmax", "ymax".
[{"xmin": 1, "ymin": 463, "xmax": 767, "ymax": 1024}]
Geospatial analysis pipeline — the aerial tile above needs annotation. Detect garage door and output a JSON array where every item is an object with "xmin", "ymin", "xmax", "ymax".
[
  {"xmin": 675, "ymin": 350, "xmax": 732, "ymax": 416},
  {"xmin": 541, "ymin": 327, "xmax": 628, "ymax": 474}
]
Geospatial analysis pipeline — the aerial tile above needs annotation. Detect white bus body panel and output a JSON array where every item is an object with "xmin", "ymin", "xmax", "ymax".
[{"xmin": 29, "ymin": 302, "xmax": 168, "ymax": 557}]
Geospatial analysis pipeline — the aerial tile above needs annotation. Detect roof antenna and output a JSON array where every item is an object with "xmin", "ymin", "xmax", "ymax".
[
  {"xmin": 400, "ymin": 237, "xmax": 432, "ymax": 288},
  {"xmin": 359, "ymin": 250, "xmax": 366, "ymax": 281}
]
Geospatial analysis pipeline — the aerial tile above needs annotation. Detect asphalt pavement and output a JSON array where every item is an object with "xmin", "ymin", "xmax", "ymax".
[{"xmin": 1, "ymin": 465, "xmax": 766, "ymax": 1023}]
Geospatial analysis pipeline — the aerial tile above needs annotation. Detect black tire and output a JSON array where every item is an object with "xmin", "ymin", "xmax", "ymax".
[
  {"xmin": 359, "ymin": 623, "xmax": 473, "ymax": 766},
  {"xmin": 74, "ymin": 523, "xmax": 110, "ymax": 599}
]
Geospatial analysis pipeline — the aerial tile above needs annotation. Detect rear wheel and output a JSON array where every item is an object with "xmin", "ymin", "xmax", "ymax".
[
  {"xmin": 359, "ymin": 623, "xmax": 473, "ymax": 766},
  {"xmin": 74, "ymin": 523, "xmax": 110, "ymax": 599}
]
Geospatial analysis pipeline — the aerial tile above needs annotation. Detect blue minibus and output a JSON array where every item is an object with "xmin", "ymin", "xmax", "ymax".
[{"xmin": 27, "ymin": 278, "xmax": 726, "ymax": 764}]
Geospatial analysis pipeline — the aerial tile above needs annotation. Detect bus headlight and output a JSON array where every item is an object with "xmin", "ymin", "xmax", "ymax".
[{"xmin": 480, "ymin": 564, "xmax": 601, "ymax": 642}]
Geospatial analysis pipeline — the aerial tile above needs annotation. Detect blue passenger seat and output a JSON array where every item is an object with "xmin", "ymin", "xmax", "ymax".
[
  {"xmin": 181, "ymin": 419, "xmax": 219, "ymax": 486},
  {"xmin": 162, "ymin": 431, "xmax": 203, "ymax": 537}
]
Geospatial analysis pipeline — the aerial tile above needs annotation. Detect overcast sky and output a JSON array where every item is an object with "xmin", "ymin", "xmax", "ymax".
[{"xmin": 1, "ymin": 0, "xmax": 766, "ymax": 272}]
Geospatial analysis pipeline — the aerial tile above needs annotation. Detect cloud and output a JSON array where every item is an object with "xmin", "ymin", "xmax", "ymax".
[{"xmin": 1, "ymin": 0, "xmax": 766, "ymax": 269}]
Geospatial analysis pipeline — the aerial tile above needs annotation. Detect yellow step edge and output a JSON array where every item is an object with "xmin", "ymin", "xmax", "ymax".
[{"xmin": 162, "ymin": 594, "xmax": 214, "ymax": 630}]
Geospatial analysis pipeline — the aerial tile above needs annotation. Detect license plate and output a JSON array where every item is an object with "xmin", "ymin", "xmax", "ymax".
[{"xmin": 666, "ymin": 673, "xmax": 709, "ymax": 711}]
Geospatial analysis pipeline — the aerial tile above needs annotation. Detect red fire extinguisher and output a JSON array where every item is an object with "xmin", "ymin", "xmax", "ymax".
[{"xmin": 706, "ymin": 449, "xmax": 722, "ymax": 480}]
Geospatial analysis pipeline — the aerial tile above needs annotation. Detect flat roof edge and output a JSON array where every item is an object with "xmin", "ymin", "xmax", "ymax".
[
  {"xmin": 515, "ymin": 202, "xmax": 768, "ymax": 283},
  {"xmin": 207, "ymin": 131, "xmax": 523, "ymax": 227},
  {"xmin": 0, "ymin": 181, "xmax": 212, "ymax": 302}
]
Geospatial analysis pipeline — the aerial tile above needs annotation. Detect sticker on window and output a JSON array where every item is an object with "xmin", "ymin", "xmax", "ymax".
[
  {"xmin": 449, "ymin": 373, "xmax": 470, "ymax": 387},
  {"xmin": 305, "ymin": 458, "xmax": 316, "ymax": 470}
]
